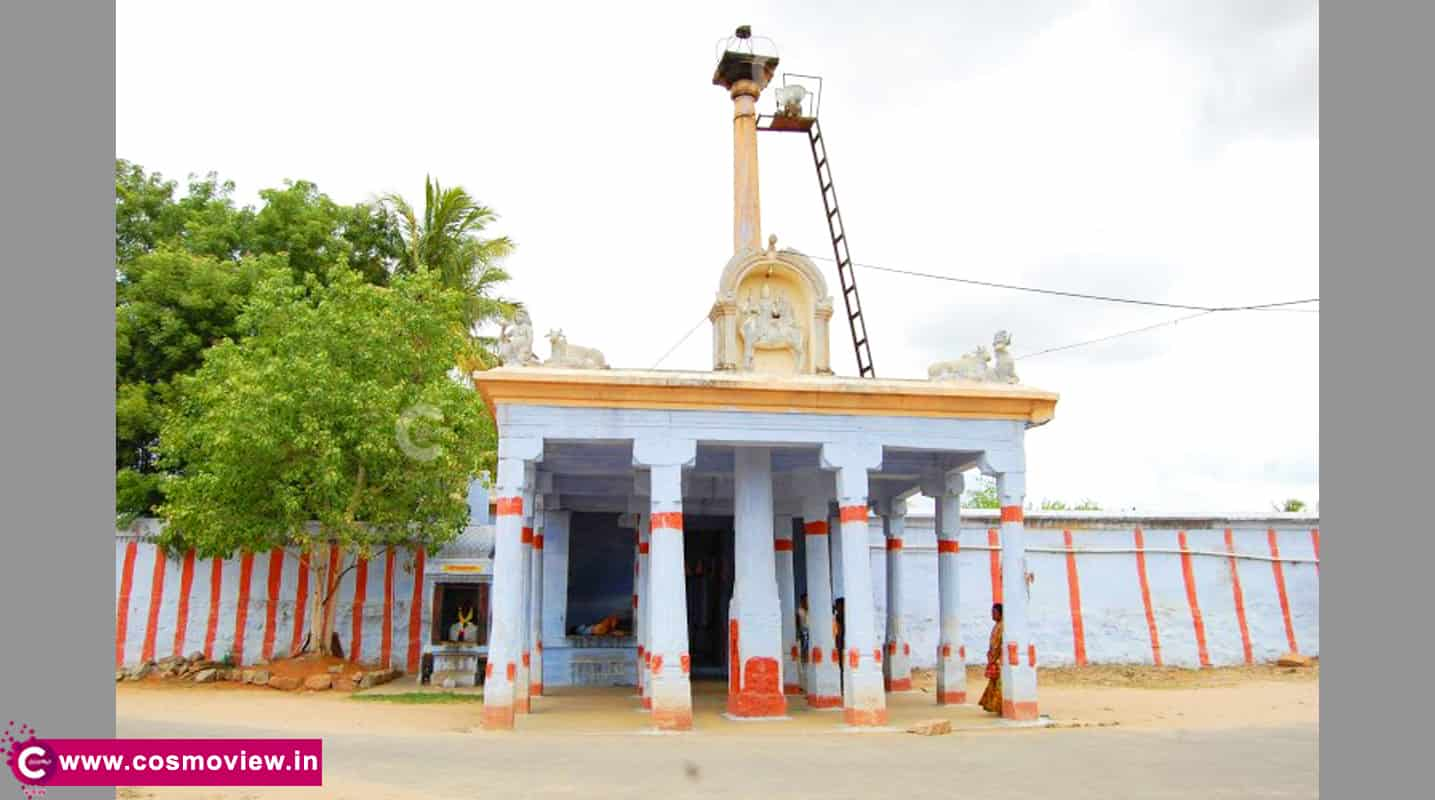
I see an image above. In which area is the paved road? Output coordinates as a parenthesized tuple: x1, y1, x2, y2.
(118, 714, 1318, 799)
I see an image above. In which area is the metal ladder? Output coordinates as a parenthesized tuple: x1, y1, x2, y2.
(806, 119, 875, 378)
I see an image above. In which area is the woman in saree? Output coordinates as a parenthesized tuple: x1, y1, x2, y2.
(978, 603, 1004, 714)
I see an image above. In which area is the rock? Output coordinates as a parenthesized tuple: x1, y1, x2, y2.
(334, 678, 356, 692)
(268, 676, 301, 691)
(128, 664, 153, 680)
(442, 678, 456, 689)
(194, 668, 219, 683)
(327, 665, 344, 674)
(906, 719, 953, 736)
(187, 651, 205, 663)
(251, 670, 270, 685)
(358, 674, 376, 689)
(241, 670, 255, 684)
(304, 674, 333, 691)
(157, 656, 182, 668)
(1277, 653, 1311, 668)
(116, 671, 125, 682)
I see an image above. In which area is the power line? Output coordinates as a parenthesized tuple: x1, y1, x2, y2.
(1015, 310, 1217, 360)
(649, 314, 709, 370)
(806, 254, 1319, 313)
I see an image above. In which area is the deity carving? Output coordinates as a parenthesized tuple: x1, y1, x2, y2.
(448, 607, 478, 643)
(929, 331, 1021, 384)
(498, 310, 540, 366)
(739, 283, 806, 371)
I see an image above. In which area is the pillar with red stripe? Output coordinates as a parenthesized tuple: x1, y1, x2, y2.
(528, 482, 549, 698)
(882, 498, 913, 692)
(635, 437, 697, 731)
(728, 447, 787, 718)
(481, 437, 541, 731)
(800, 478, 841, 708)
(925, 469, 966, 705)
(514, 461, 537, 714)
(774, 512, 802, 695)
(631, 510, 651, 706)
(987, 463, 1038, 721)
(821, 442, 887, 726)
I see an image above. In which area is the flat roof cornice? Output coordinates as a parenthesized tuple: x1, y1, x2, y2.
(473, 367, 1059, 426)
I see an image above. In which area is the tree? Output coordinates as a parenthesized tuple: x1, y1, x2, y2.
(157, 265, 491, 654)
(385, 175, 517, 341)
(1276, 498, 1307, 512)
(115, 161, 406, 520)
(963, 475, 1000, 509)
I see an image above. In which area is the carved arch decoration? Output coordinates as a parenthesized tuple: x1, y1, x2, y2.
(709, 247, 834, 375)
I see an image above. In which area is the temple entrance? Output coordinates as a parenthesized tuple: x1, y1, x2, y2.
(682, 515, 735, 680)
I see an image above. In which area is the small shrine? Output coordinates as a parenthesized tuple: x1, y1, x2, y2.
(471, 26, 1059, 732)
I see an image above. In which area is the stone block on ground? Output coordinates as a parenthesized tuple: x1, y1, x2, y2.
(268, 676, 301, 691)
(906, 719, 953, 736)
(327, 665, 344, 674)
(187, 651, 204, 662)
(115, 671, 124, 682)
(304, 674, 333, 691)
(241, 670, 255, 684)
(1277, 653, 1312, 668)
(251, 670, 270, 685)
(193, 668, 219, 683)
(334, 678, 356, 692)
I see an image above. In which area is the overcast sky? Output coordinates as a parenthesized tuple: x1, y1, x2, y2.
(116, 0, 1319, 514)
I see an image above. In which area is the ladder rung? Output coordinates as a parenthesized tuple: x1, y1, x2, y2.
(827, 207, 838, 219)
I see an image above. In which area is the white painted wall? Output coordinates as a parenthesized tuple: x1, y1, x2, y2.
(866, 513, 1319, 669)
(117, 513, 1320, 681)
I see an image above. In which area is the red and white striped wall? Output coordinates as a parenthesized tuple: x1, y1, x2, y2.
(865, 513, 1319, 669)
(115, 522, 426, 670)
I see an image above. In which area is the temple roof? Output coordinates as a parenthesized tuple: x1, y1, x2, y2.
(473, 366, 1058, 427)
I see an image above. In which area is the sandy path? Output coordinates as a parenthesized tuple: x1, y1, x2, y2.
(113, 666, 1318, 799)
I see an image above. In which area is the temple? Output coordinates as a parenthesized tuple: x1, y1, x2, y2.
(471, 27, 1058, 731)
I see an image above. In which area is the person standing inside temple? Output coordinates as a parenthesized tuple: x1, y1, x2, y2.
(797, 593, 810, 664)
(979, 603, 1004, 714)
(832, 597, 846, 675)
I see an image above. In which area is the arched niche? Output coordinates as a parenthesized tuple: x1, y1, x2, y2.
(709, 246, 833, 375)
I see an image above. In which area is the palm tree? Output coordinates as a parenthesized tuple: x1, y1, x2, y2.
(385, 176, 518, 354)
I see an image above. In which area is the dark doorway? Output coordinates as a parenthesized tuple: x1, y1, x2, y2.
(682, 515, 734, 679)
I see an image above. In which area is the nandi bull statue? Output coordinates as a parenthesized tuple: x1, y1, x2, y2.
(929, 330, 1020, 384)
(545, 329, 609, 370)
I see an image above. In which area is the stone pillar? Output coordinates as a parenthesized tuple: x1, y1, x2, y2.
(729, 447, 786, 717)
(883, 498, 913, 692)
(774, 513, 802, 695)
(634, 506, 652, 708)
(514, 462, 536, 714)
(985, 457, 1038, 721)
(529, 487, 547, 698)
(730, 80, 764, 254)
(634, 438, 697, 731)
(801, 485, 841, 708)
(925, 470, 966, 705)
(482, 437, 541, 731)
(821, 443, 887, 726)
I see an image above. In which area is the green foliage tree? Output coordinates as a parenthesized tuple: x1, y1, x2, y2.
(385, 175, 517, 344)
(963, 475, 1000, 509)
(158, 265, 492, 654)
(115, 161, 410, 520)
(1277, 498, 1307, 512)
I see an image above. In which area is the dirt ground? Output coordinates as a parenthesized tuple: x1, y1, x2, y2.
(114, 664, 1319, 799)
